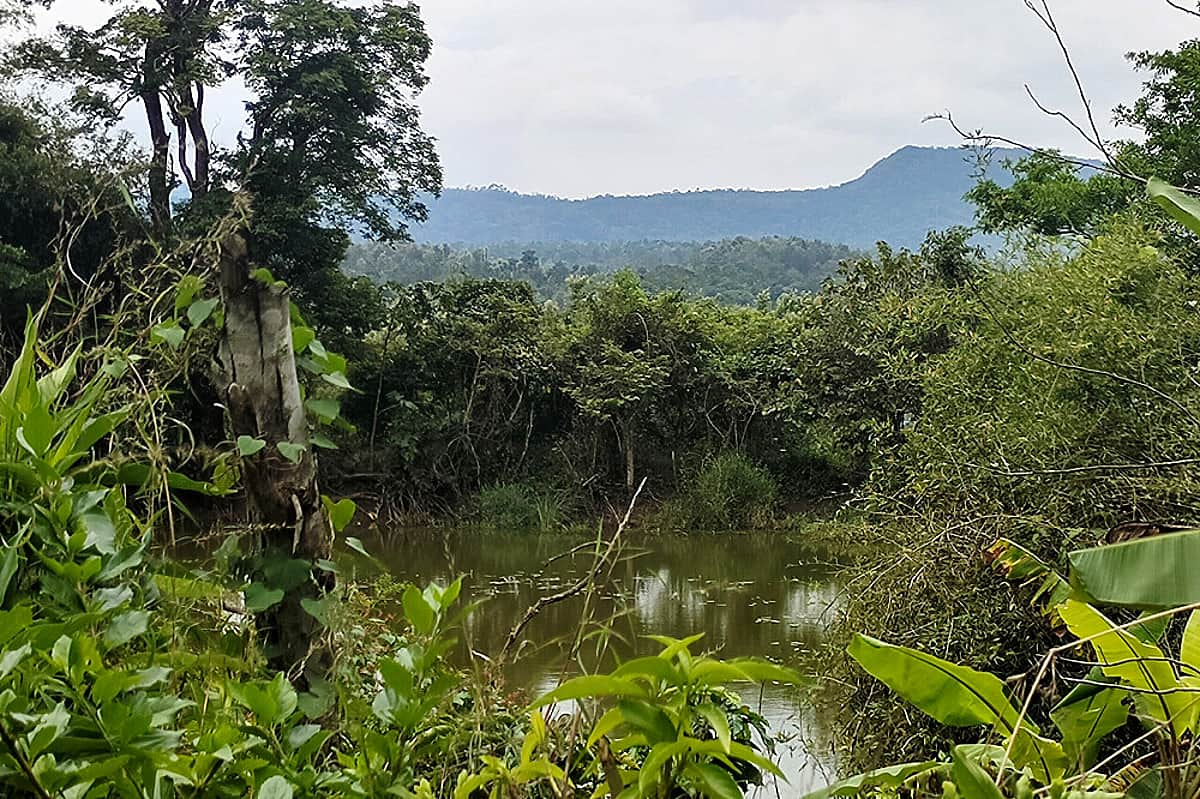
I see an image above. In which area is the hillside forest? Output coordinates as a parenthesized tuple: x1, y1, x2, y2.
(2, 1, 1200, 799)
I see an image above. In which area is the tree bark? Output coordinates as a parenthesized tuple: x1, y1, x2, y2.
(141, 81, 172, 236)
(216, 232, 333, 681)
(623, 421, 635, 493)
(182, 82, 210, 199)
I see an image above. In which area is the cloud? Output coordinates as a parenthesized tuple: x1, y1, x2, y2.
(18, 0, 1192, 198)
(417, 0, 1189, 196)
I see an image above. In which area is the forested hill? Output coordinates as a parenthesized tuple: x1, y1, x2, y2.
(410, 145, 1018, 249)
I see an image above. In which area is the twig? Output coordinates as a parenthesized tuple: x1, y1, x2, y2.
(968, 458, 1200, 477)
(501, 479, 646, 657)
(929, 111, 1137, 182)
(1022, 0, 1123, 171)
(1165, 0, 1200, 17)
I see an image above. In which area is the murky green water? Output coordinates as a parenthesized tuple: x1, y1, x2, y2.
(365, 529, 841, 794)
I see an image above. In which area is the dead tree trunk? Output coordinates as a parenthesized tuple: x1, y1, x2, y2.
(216, 232, 333, 681)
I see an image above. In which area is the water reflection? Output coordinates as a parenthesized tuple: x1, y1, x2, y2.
(364, 530, 841, 794)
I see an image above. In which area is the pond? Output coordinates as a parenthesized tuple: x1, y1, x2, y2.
(364, 529, 842, 795)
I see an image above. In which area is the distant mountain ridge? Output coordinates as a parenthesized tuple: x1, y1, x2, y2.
(410, 146, 1021, 250)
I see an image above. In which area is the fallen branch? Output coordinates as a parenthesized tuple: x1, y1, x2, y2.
(501, 479, 646, 658)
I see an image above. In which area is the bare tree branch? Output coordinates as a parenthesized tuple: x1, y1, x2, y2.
(926, 110, 1137, 181)
(1022, 0, 1125, 171)
(970, 457, 1200, 478)
(1165, 0, 1200, 18)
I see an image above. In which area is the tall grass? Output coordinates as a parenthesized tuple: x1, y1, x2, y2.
(665, 451, 779, 531)
(471, 482, 563, 532)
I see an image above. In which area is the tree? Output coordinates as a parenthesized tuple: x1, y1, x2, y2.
(228, 0, 442, 338)
(0, 98, 133, 344)
(10, 0, 230, 234)
(967, 27, 1200, 241)
(7, 1, 442, 318)
(6, 0, 442, 676)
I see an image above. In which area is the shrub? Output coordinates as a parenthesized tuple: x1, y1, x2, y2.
(471, 482, 561, 532)
(680, 452, 779, 530)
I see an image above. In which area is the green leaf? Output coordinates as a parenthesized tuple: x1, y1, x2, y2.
(617, 699, 676, 744)
(104, 610, 149, 648)
(683, 762, 742, 799)
(305, 397, 340, 422)
(1058, 599, 1187, 733)
(231, 673, 297, 727)
(727, 658, 806, 685)
(187, 297, 219, 328)
(276, 442, 305, 463)
(639, 740, 690, 795)
(151, 322, 185, 350)
(175, 274, 202, 314)
(310, 433, 338, 450)
(950, 746, 1005, 799)
(237, 435, 267, 456)
(586, 706, 625, 748)
(848, 634, 1023, 731)
(292, 326, 316, 354)
(345, 536, 373, 560)
(802, 761, 943, 799)
(1050, 679, 1128, 767)
(1148, 177, 1200, 236)
(1069, 529, 1200, 609)
(0, 547, 20, 605)
(244, 583, 285, 612)
(258, 775, 293, 799)
(321, 371, 352, 390)
(301, 595, 335, 627)
(612, 656, 680, 683)
(402, 584, 436, 635)
(987, 538, 1073, 613)
(533, 675, 647, 707)
(251, 267, 278, 285)
(696, 702, 732, 753)
(322, 496, 356, 533)
(1183, 610, 1200, 673)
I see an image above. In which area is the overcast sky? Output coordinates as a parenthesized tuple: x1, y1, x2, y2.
(26, 1, 1194, 198)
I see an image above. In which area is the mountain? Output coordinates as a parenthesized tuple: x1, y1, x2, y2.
(409, 146, 1019, 250)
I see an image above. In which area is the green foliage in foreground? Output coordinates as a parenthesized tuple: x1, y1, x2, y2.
(824, 530, 1200, 799)
(531, 634, 802, 799)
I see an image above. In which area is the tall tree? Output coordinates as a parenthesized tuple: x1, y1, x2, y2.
(5, 0, 442, 676)
(230, 0, 441, 340)
(10, 0, 230, 234)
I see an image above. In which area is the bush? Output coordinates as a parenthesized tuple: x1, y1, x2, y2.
(471, 482, 562, 532)
(673, 452, 779, 530)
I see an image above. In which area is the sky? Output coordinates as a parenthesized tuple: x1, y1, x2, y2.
(22, 0, 1195, 198)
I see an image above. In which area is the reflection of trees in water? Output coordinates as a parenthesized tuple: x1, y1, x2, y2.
(369, 531, 842, 667)
(369, 530, 841, 789)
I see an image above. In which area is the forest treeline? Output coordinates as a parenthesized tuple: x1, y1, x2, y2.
(3, 0, 1200, 796)
(342, 236, 857, 304)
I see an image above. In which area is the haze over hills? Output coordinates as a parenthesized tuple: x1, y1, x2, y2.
(410, 145, 1022, 250)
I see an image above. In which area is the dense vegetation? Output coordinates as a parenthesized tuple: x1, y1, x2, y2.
(342, 236, 857, 304)
(403, 146, 1017, 250)
(4, 0, 1200, 797)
